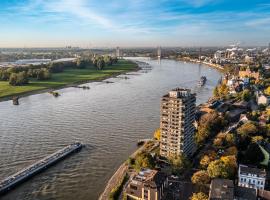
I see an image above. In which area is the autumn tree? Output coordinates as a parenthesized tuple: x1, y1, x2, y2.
(190, 192, 208, 200)
(237, 122, 258, 138)
(207, 156, 237, 179)
(200, 151, 217, 169)
(264, 86, 270, 96)
(196, 112, 227, 145)
(191, 170, 210, 185)
(154, 128, 161, 140)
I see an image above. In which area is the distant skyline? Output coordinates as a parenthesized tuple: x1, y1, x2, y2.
(0, 0, 270, 48)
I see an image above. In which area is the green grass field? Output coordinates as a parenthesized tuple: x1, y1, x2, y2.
(0, 59, 137, 99)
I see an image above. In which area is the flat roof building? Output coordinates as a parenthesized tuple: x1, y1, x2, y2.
(125, 169, 167, 200)
(209, 179, 234, 200)
(160, 88, 196, 158)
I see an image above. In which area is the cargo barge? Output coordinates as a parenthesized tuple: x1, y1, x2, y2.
(198, 76, 207, 87)
(0, 142, 82, 195)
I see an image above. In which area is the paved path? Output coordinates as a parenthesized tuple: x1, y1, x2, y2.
(98, 163, 128, 200)
(98, 141, 154, 200)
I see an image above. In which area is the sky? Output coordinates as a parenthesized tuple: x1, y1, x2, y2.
(0, 0, 270, 48)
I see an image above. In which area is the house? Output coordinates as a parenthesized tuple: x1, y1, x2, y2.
(125, 169, 167, 200)
(209, 179, 234, 200)
(234, 186, 257, 200)
(209, 179, 257, 200)
(256, 92, 269, 106)
(238, 164, 266, 190)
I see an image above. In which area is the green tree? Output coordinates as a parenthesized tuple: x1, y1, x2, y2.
(36, 68, 51, 80)
(9, 73, 18, 86)
(242, 89, 252, 101)
(97, 58, 105, 70)
(244, 143, 265, 165)
(134, 152, 155, 171)
(104, 56, 113, 66)
(9, 71, 29, 86)
(169, 154, 190, 175)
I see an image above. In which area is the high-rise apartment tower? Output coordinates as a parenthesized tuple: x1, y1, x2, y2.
(160, 88, 196, 158)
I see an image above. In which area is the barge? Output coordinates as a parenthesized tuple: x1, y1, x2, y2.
(0, 142, 82, 195)
(198, 76, 207, 87)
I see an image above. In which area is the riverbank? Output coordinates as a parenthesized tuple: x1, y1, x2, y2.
(176, 57, 224, 71)
(98, 140, 155, 200)
(98, 58, 223, 200)
(0, 59, 139, 102)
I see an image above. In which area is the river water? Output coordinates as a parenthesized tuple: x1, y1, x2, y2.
(0, 58, 221, 200)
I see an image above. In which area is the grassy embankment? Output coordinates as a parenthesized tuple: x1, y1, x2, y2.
(0, 59, 137, 99)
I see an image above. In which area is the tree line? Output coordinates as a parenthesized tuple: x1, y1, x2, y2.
(0, 56, 118, 86)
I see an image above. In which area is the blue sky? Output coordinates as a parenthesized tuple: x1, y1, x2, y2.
(0, 0, 270, 47)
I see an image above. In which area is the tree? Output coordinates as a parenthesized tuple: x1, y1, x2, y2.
(264, 86, 270, 96)
(112, 57, 118, 64)
(207, 160, 228, 178)
(200, 151, 217, 169)
(207, 156, 237, 179)
(0, 69, 10, 81)
(76, 59, 87, 69)
(196, 112, 227, 145)
(48, 62, 64, 73)
(191, 170, 210, 185)
(9, 72, 29, 86)
(154, 128, 161, 140)
(224, 146, 238, 156)
(9, 73, 18, 86)
(36, 68, 51, 80)
(169, 154, 190, 175)
(97, 58, 105, 70)
(251, 135, 264, 143)
(225, 133, 235, 146)
(237, 122, 258, 138)
(220, 156, 237, 178)
(218, 84, 229, 97)
(190, 192, 208, 200)
(244, 143, 265, 165)
(104, 55, 113, 66)
(134, 152, 155, 171)
(213, 86, 219, 97)
(242, 89, 252, 101)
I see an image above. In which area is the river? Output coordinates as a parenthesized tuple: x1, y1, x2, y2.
(0, 58, 221, 200)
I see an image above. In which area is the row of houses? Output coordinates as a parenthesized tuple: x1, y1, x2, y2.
(124, 164, 269, 200)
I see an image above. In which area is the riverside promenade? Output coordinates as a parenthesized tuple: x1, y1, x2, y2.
(98, 141, 153, 200)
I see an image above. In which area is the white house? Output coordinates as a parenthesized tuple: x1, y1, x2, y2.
(256, 91, 270, 106)
(238, 164, 266, 190)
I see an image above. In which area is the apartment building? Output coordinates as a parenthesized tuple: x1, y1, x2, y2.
(160, 88, 196, 158)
